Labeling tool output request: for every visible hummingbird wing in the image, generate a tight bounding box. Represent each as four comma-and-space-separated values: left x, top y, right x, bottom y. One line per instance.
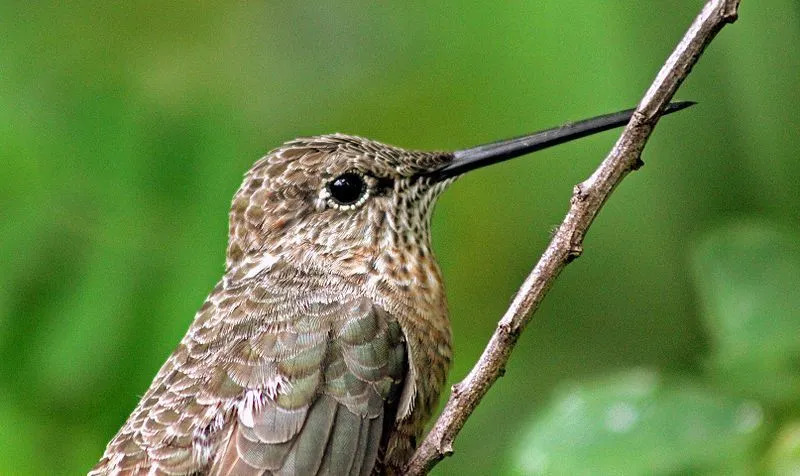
91, 277, 408, 475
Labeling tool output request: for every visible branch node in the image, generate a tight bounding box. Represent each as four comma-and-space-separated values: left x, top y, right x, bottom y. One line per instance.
440, 442, 454, 457
721, 0, 740, 20
566, 244, 583, 263
572, 183, 589, 202
631, 109, 648, 125
498, 321, 519, 339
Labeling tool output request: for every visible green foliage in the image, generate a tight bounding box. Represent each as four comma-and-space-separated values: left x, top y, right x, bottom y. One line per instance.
693, 223, 800, 406
513, 223, 800, 474
1, 2, 798, 475
513, 370, 763, 475
765, 422, 800, 476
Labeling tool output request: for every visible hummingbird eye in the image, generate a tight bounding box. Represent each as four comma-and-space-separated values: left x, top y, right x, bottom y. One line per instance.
326, 172, 367, 207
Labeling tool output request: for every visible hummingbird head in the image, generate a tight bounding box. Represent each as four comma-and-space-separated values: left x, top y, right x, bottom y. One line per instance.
224, 102, 694, 281
225, 134, 454, 279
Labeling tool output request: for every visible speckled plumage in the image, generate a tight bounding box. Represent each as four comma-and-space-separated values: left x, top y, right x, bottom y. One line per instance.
92, 134, 456, 475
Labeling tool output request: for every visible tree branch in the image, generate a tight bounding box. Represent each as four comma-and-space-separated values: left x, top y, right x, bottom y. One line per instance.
403, 1, 741, 474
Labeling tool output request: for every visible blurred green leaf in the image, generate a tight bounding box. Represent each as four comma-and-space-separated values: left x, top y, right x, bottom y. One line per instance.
512, 369, 764, 475
691, 223, 800, 405
0, 393, 43, 475
765, 421, 800, 476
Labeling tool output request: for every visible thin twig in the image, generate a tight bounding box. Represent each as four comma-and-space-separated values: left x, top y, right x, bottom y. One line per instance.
403, 1, 740, 474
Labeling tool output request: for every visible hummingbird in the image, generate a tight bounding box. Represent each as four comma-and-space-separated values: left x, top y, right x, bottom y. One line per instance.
91, 103, 692, 475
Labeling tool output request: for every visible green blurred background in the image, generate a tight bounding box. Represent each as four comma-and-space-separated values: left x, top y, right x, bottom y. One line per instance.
2, 2, 799, 475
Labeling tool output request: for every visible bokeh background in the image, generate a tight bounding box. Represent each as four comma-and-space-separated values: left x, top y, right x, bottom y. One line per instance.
2, 2, 799, 474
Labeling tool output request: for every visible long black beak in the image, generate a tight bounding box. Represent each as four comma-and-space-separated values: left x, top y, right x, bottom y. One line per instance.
427, 101, 695, 181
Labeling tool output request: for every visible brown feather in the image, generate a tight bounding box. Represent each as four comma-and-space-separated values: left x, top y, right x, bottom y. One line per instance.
91, 135, 453, 475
